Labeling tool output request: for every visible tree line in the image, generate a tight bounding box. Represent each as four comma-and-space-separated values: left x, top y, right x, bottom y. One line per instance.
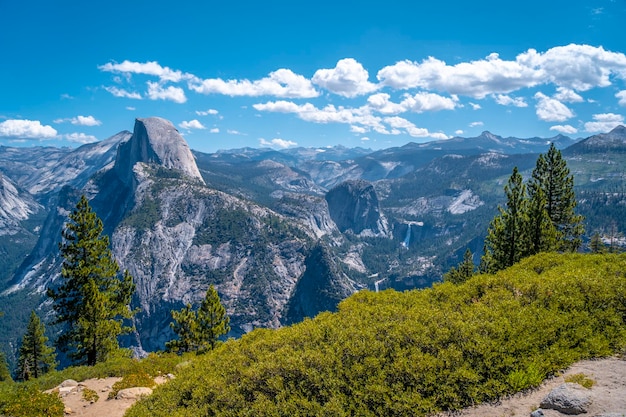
2, 195, 229, 380
445, 144, 585, 283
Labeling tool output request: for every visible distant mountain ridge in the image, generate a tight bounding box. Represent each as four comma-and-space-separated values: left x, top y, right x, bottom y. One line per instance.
0, 119, 625, 359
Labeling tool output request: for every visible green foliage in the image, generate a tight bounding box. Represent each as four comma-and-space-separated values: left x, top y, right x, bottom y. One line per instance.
166, 285, 230, 354
127, 253, 626, 417
82, 387, 99, 402
108, 370, 156, 399
565, 373, 595, 389
0, 383, 64, 417
16, 311, 56, 381
0, 351, 11, 383
590, 232, 607, 254
47, 195, 136, 366
444, 248, 475, 284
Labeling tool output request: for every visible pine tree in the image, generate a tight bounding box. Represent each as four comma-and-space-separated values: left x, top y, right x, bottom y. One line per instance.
526, 184, 558, 255
0, 350, 11, 382
197, 285, 230, 352
528, 143, 584, 251
481, 167, 530, 273
444, 248, 475, 284
589, 232, 606, 254
16, 311, 56, 381
166, 285, 230, 354
47, 195, 136, 366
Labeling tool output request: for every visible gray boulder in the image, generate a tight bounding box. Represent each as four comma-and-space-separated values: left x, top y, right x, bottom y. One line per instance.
540, 383, 592, 415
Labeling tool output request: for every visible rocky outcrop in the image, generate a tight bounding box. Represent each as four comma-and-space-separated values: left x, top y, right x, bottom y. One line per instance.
540, 383, 592, 415
114, 117, 203, 187
325, 179, 389, 236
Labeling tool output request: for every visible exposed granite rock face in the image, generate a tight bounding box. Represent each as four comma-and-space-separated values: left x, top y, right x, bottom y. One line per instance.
540, 383, 592, 415
325, 179, 389, 236
114, 117, 204, 186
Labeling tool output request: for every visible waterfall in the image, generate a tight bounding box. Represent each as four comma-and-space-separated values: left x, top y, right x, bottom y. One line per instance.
402, 224, 411, 248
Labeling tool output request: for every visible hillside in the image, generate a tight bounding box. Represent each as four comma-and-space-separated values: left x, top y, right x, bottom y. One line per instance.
125, 252, 626, 416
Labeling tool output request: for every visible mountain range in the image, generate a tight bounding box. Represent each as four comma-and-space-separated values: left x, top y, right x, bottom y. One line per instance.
1, 117, 625, 359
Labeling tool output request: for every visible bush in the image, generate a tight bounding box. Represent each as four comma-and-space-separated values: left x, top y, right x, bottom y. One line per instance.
108, 370, 156, 399
127, 253, 626, 417
0, 382, 64, 417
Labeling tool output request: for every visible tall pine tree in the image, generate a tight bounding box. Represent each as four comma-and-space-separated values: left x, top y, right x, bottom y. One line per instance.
166, 285, 230, 354
16, 311, 56, 380
528, 143, 584, 251
444, 248, 475, 284
47, 195, 136, 366
481, 167, 529, 273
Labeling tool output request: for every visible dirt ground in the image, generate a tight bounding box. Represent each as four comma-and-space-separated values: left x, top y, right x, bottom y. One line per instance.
51, 357, 626, 417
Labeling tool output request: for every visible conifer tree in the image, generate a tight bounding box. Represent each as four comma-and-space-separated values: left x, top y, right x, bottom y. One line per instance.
166, 285, 230, 354
444, 248, 475, 284
0, 350, 10, 382
481, 167, 530, 273
528, 143, 584, 251
47, 195, 136, 366
526, 185, 558, 255
16, 311, 56, 381
589, 232, 606, 254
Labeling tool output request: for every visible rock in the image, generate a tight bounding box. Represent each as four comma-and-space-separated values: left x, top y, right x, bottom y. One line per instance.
540, 383, 591, 415
530, 409, 544, 417
115, 387, 153, 400
64, 405, 74, 414
60, 379, 79, 387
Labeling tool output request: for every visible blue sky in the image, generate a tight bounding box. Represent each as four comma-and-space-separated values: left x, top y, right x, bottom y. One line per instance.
1, 0, 625, 152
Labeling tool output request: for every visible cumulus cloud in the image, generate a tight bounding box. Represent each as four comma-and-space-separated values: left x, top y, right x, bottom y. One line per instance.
99, 60, 186, 83
104, 86, 142, 99
549, 125, 578, 134
65, 133, 98, 144
0, 119, 57, 139
350, 125, 368, 134
383, 116, 449, 139
259, 138, 297, 148
179, 120, 206, 129
554, 87, 584, 103
534, 92, 574, 122
196, 109, 219, 116
469, 121, 484, 127
584, 113, 625, 132
469, 102, 482, 110
146, 82, 187, 103
312, 58, 378, 97
617, 90, 626, 106
494, 94, 528, 107
376, 44, 626, 98
210, 128, 219, 133
55, 115, 102, 126
455, 130, 464, 135
189, 69, 318, 98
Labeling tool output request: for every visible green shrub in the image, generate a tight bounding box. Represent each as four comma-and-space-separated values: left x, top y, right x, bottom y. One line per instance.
0, 382, 64, 417
82, 387, 99, 403
565, 373, 595, 389
127, 253, 626, 417
108, 370, 156, 399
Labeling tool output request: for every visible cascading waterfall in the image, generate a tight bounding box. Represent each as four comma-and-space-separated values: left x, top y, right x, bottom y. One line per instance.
402, 224, 412, 248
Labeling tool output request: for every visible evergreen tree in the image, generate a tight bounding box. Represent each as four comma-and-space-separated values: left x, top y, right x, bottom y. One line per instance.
526, 185, 558, 255
16, 311, 56, 381
47, 195, 136, 366
444, 248, 475, 284
166, 285, 230, 354
481, 167, 529, 273
528, 143, 584, 251
197, 285, 230, 351
589, 232, 606, 254
0, 350, 10, 382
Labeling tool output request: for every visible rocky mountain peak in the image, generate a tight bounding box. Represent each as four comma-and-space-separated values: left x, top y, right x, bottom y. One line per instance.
566, 125, 626, 154
114, 117, 204, 185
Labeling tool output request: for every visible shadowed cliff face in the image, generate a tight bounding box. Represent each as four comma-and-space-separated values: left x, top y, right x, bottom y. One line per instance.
325, 179, 389, 236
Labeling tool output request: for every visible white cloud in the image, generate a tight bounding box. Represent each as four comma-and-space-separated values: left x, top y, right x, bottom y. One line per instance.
65, 133, 98, 144
179, 119, 206, 129
554, 87, 584, 103
0, 119, 57, 139
312, 58, 378, 98
350, 125, 368, 134
376, 45, 626, 98
383, 116, 448, 139
534, 92, 574, 122
72, 115, 101, 126
259, 138, 297, 149
469, 102, 482, 110
210, 128, 220, 133
455, 130, 464, 135
146, 82, 187, 103
494, 94, 528, 107
196, 109, 219, 116
401, 92, 458, 113
189, 69, 318, 98
549, 125, 578, 134
617, 90, 626, 106
104, 86, 142, 99
227, 129, 244, 135
99, 60, 185, 83
366, 93, 406, 114
469, 121, 484, 127
361, 137, 370, 141
126, 106, 136, 111
584, 113, 625, 132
